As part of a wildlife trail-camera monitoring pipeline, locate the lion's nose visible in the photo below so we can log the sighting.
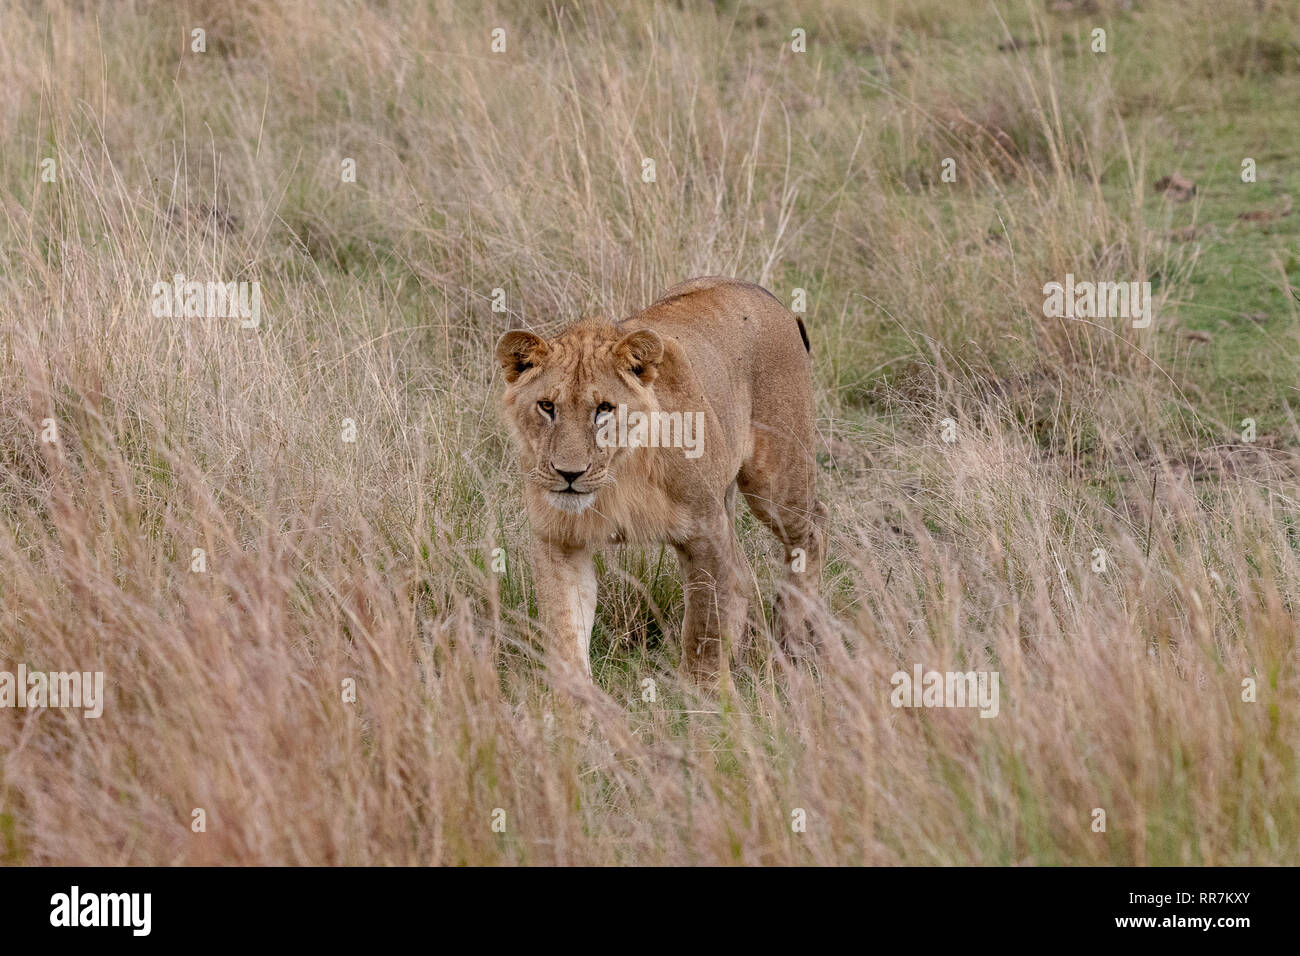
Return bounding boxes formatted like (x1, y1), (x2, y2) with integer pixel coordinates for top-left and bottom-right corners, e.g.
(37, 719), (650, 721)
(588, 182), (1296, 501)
(555, 466), (588, 486)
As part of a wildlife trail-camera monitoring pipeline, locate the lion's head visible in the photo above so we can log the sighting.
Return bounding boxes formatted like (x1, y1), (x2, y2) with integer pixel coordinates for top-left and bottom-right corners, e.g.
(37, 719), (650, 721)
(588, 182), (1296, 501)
(495, 319), (664, 515)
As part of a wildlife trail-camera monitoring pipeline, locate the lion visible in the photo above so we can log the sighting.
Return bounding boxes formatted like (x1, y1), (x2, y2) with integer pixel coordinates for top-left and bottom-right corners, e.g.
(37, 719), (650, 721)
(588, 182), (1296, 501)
(495, 276), (826, 681)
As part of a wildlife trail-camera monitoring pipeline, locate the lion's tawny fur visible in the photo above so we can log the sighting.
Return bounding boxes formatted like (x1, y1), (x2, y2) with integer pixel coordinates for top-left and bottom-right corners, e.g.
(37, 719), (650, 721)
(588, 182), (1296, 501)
(496, 277), (826, 679)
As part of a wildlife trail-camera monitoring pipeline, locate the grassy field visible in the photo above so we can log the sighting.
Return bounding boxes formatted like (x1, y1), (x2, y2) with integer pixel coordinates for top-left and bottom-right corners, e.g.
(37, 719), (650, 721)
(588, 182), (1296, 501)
(0, 0), (1297, 865)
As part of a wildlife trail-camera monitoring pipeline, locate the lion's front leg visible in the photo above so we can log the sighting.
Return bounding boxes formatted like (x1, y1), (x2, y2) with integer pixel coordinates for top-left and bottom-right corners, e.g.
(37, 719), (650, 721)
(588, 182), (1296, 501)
(531, 539), (598, 679)
(674, 512), (748, 682)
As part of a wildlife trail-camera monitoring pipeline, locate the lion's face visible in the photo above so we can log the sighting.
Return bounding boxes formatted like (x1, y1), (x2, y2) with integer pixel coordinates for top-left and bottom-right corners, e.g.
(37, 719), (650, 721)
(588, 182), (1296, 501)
(496, 321), (664, 515)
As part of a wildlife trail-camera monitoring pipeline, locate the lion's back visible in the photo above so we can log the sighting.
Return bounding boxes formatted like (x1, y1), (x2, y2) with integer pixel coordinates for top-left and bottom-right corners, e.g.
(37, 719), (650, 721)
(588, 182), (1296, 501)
(637, 276), (806, 359)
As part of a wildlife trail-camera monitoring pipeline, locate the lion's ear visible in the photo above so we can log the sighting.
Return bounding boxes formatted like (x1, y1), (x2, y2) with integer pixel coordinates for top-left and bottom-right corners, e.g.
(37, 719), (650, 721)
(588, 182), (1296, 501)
(614, 329), (663, 385)
(495, 331), (549, 383)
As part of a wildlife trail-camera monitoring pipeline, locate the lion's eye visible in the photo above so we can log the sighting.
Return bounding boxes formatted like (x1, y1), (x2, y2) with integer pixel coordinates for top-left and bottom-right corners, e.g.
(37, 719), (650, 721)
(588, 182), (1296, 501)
(596, 402), (614, 416)
(537, 400), (555, 418)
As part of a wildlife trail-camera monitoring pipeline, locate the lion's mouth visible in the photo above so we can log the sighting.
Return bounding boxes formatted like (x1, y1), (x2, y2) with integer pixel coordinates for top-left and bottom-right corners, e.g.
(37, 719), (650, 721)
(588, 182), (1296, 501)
(546, 488), (597, 514)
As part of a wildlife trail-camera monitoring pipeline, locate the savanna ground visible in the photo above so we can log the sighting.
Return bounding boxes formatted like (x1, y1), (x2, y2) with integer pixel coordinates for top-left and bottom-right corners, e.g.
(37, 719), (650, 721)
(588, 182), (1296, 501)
(0, 0), (1297, 865)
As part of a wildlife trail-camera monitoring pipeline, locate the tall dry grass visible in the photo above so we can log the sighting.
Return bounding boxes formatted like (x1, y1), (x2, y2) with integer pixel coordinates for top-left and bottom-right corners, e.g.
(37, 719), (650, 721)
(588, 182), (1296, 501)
(0, 0), (1297, 864)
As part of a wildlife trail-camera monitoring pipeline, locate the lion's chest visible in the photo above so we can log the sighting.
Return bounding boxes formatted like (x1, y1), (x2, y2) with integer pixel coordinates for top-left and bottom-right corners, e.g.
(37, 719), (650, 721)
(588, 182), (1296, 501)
(600, 481), (690, 547)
